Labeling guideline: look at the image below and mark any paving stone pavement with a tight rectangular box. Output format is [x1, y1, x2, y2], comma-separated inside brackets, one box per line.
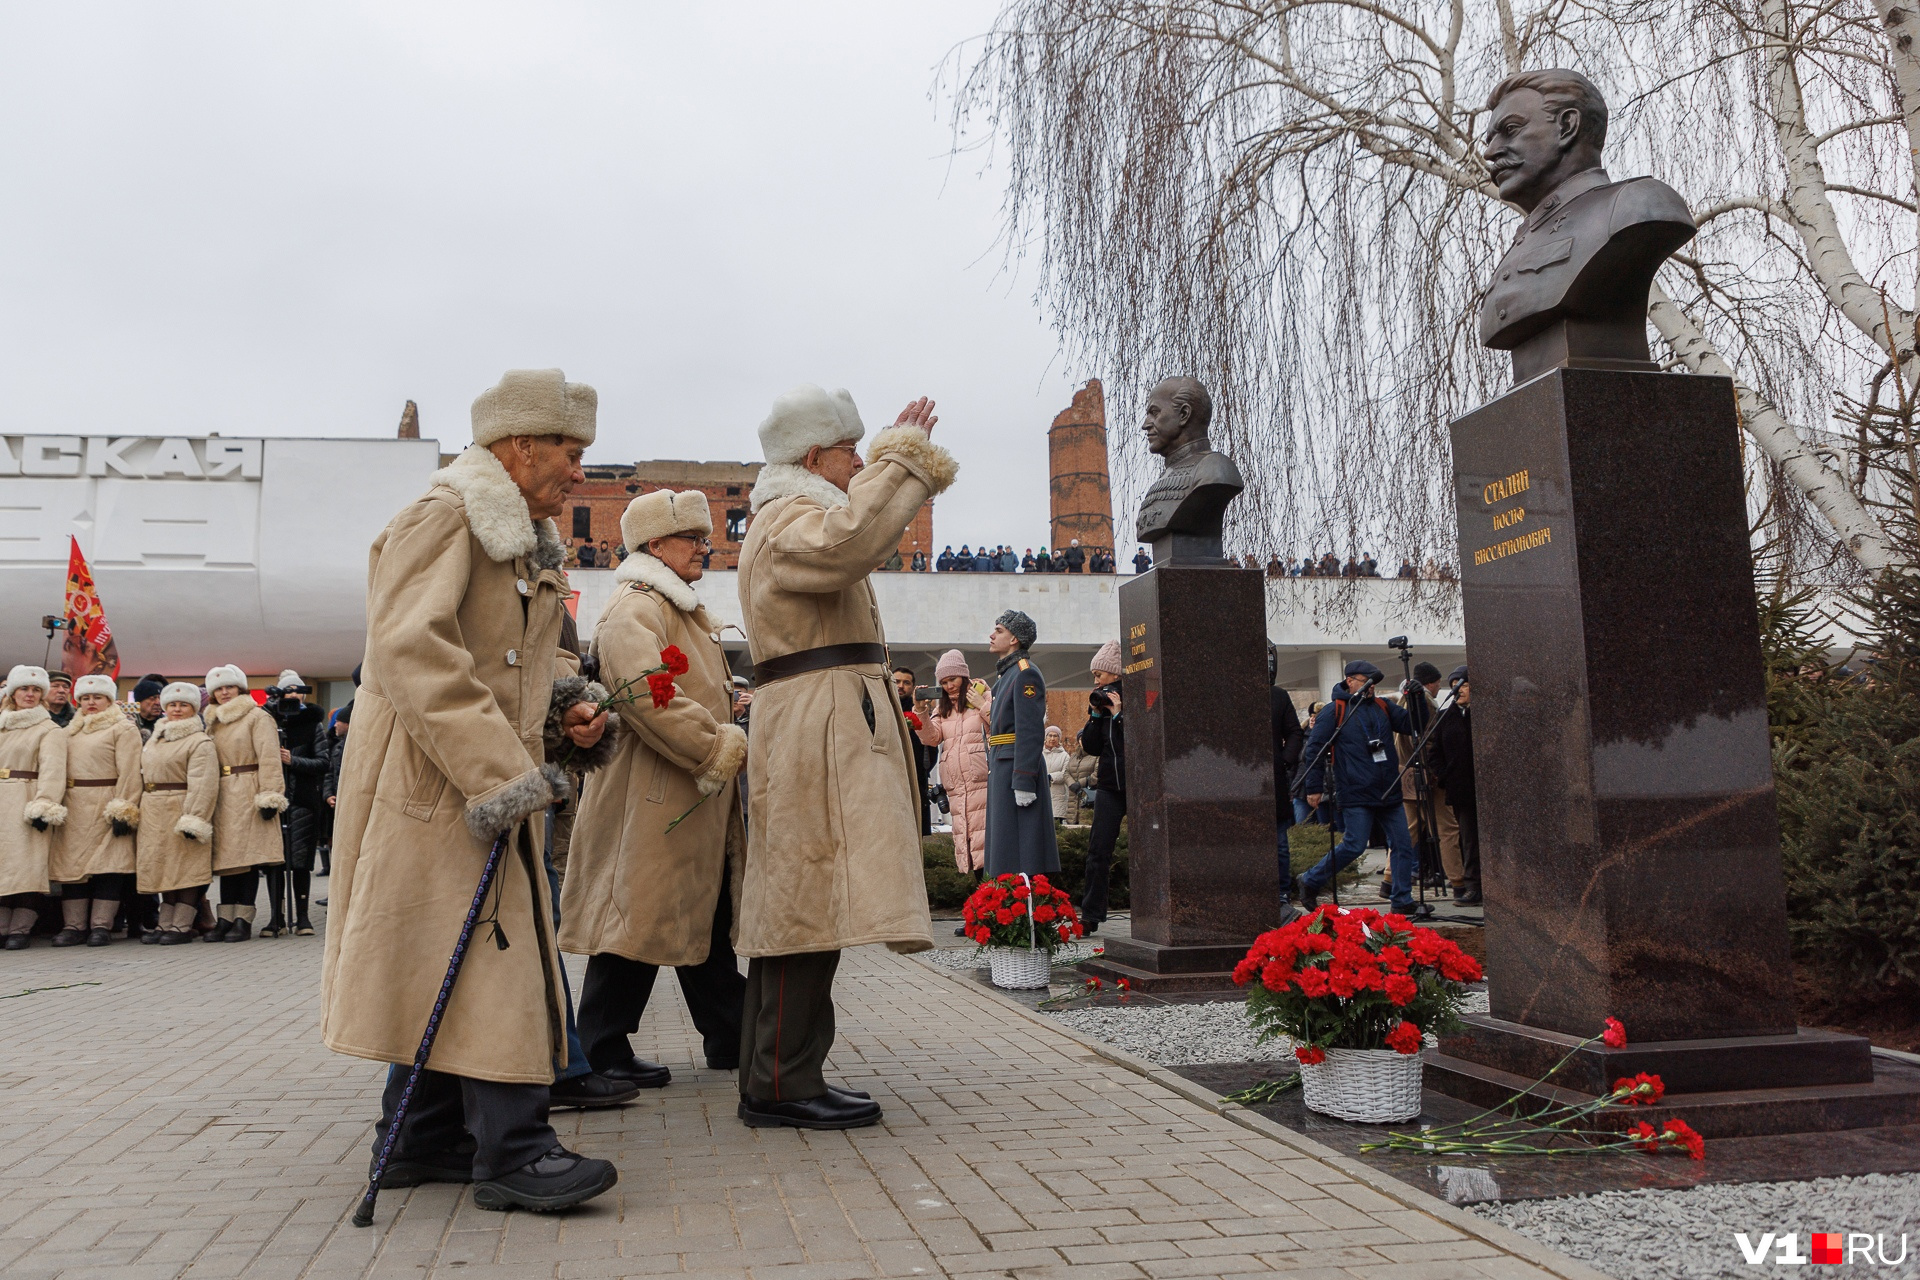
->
[0, 916, 1596, 1280]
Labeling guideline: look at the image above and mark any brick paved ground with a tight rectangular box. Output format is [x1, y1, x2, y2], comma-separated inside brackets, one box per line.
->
[0, 917, 1599, 1280]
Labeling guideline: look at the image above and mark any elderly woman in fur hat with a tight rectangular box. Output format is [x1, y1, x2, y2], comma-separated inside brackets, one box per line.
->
[562, 488, 749, 1092]
[49, 674, 142, 946]
[322, 368, 619, 1214]
[0, 665, 68, 949]
[136, 682, 219, 944]
[201, 665, 288, 943]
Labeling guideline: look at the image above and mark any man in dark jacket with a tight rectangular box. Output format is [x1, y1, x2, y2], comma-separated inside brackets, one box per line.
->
[1429, 666, 1480, 904]
[1269, 645, 1305, 914]
[1062, 539, 1086, 573]
[264, 671, 329, 936]
[983, 611, 1058, 876]
[895, 665, 937, 836]
[1296, 660, 1430, 918]
[1077, 641, 1126, 931]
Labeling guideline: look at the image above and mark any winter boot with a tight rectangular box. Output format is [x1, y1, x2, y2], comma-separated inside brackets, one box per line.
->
[260, 869, 287, 938]
[158, 901, 196, 945]
[224, 904, 254, 943]
[87, 897, 117, 947]
[4, 905, 33, 949]
[207, 904, 234, 944]
[52, 898, 89, 947]
[293, 872, 313, 936]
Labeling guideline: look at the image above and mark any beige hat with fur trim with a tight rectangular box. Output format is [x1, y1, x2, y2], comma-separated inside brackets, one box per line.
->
[3, 665, 50, 704]
[621, 490, 712, 553]
[160, 681, 202, 710]
[471, 369, 598, 448]
[757, 384, 865, 465]
[206, 665, 249, 695]
[73, 674, 117, 701]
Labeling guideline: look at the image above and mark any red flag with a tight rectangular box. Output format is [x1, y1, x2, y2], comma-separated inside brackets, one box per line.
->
[62, 537, 120, 680]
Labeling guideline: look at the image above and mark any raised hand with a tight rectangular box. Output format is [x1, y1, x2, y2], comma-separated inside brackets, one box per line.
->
[892, 397, 938, 436]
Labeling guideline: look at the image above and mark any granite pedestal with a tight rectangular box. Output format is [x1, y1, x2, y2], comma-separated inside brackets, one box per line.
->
[1427, 366, 1911, 1133]
[1076, 563, 1281, 994]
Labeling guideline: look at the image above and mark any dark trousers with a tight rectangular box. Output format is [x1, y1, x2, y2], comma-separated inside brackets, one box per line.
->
[739, 950, 840, 1102]
[62, 874, 124, 899]
[219, 869, 259, 905]
[576, 879, 746, 1072]
[1452, 800, 1482, 889]
[374, 1065, 556, 1182]
[1080, 788, 1125, 926]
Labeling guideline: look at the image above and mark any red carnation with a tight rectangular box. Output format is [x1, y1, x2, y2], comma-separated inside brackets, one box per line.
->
[647, 671, 677, 708]
[660, 645, 690, 677]
[904, 710, 923, 730]
[1034, 905, 1056, 923]
[1384, 1020, 1424, 1055]
[1232, 957, 1260, 985]
[1294, 1045, 1326, 1065]
[1628, 1120, 1660, 1152]
[1261, 961, 1292, 993]
[995, 909, 1015, 926]
[1438, 951, 1483, 982]
[1384, 974, 1418, 1006]
[1662, 1118, 1705, 1160]
[1117, 978, 1131, 992]
[1602, 1017, 1628, 1048]
[970, 928, 990, 944]
[1295, 968, 1331, 998]
[1612, 1072, 1665, 1105]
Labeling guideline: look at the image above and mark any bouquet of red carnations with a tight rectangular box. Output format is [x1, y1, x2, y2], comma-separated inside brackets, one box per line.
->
[961, 874, 1083, 952]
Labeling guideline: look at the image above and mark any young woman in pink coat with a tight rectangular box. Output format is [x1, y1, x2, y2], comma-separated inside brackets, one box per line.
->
[915, 649, 991, 874]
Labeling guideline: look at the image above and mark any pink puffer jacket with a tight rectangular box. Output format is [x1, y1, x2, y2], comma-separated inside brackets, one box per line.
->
[916, 681, 992, 872]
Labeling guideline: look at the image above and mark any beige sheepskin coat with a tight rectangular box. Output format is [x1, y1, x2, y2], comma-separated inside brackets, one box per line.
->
[50, 706, 142, 883]
[136, 716, 219, 893]
[322, 445, 609, 1085]
[561, 555, 747, 966]
[206, 696, 289, 873]
[0, 705, 67, 897]
[735, 424, 956, 956]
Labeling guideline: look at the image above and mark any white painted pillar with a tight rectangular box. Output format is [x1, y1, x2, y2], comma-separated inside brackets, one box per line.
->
[1317, 649, 1344, 698]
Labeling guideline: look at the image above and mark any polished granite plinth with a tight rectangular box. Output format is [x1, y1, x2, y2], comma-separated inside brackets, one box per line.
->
[1099, 563, 1280, 991]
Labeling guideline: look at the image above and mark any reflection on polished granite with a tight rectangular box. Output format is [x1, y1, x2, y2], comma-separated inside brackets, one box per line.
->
[1171, 1060, 1920, 1205]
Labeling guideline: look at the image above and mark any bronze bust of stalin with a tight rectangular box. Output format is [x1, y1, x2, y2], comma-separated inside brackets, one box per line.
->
[1478, 69, 1695, 383]
[1134, 376, 1244, 566]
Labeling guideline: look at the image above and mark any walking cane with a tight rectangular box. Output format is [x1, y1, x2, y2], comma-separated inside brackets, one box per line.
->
[352, 830, 511, 1228]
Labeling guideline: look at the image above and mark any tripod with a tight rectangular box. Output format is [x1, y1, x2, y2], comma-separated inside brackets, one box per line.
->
[1391, 644, 1445, 909]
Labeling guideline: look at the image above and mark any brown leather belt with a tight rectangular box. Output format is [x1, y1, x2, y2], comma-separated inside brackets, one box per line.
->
[0, 769, 38, 781]
[69, 778, 118, 788]
[145, 782, 188, 792]
[752, 642, 888, 685]
[221, 764, 258, 776]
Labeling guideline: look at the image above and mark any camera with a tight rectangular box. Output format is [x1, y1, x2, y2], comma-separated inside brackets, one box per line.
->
[1089, 688, 1115, 712]
[913, 685, 938, 703]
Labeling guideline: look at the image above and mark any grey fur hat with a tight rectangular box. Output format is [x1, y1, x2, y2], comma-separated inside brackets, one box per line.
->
[996, 609, 1037, 650]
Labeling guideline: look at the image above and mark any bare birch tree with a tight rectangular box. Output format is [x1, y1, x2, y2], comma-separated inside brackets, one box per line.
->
[949, 0, 1912, 578]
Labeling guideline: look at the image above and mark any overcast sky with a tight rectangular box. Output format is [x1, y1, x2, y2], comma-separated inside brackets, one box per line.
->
[0, 1, 1103, 552]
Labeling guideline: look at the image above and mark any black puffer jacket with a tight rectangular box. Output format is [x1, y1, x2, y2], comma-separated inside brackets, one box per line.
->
[1080, 701, 1126, 794]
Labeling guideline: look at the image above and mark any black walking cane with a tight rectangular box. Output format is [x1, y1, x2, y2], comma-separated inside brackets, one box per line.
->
[352, 829, 511, 1228]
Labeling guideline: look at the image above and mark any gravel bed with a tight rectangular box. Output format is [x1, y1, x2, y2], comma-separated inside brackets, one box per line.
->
[1470, 1173, 1920, 1279]
[918, 942, 1100, 971]
[1049, 1002, 1294, 1064]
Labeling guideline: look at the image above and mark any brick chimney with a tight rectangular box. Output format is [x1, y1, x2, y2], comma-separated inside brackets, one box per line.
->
[1048, 380, 1114, 554]
[397, 400, 420, 439]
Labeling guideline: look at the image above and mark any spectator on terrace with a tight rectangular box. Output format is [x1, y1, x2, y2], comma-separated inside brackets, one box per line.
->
[999, 546, 1018, 573]
[1267, 555, 1286, 578]
[884, 548, 903, 570]
[1360, 552, 1380, 577]
[1036, 547, 1053, 572]
[1397, 558, 1416, 578]
[1062, 539, 1086, 573]
[1021, 549, 1037, 572]
[972, 546, 992, 572]
[937, 546, 955, 571]
[579, 541, 597, 568]
[911, 549, 927, 572]
[1132, 547, 1152, 573]
[1342, 556, 1361, 578]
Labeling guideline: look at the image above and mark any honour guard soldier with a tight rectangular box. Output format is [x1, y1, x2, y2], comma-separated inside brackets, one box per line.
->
[983, 610, 1058, 877]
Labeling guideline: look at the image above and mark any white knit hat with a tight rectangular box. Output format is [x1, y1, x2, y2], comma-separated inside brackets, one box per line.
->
[621, 490, 712, 553]
[757, 384, 865, 465]
[471, 369, 598, 448]
[73, 674, 116, 700]
[1091, 640, 1123, 676]
[935, 649, 969, 682]
[206, 665, 249, 694]
[160, 681, 201, 710]
[2, 665, 50, 704]
[276, 669, 304, 689]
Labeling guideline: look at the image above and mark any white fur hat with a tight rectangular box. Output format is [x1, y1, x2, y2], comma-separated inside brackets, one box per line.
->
[206, 665, 249, 695]
[621, 490, 712, 552]
[2, 665, 50, 703]
[160, 681, 201, 710]
[757, 384, 865, 465]
[276, 669, 304, 689]
[73, 674, 116, 700]
[471, 369, 598, 448]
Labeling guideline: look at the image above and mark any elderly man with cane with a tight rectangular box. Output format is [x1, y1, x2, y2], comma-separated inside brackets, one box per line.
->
[735, 384, 957, 1129]
[323, 369, 620, 1216]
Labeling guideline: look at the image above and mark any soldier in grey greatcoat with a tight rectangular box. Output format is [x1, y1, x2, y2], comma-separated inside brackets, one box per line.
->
[982, 610, 1059, 877]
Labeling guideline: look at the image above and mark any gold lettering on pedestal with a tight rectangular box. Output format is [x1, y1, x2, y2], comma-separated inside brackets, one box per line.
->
[1123, 657, 1155, 674]
[1483, 468, 1530, 506]
[1491, 505, 1526, 532]
[1473, 525, 1552, 566]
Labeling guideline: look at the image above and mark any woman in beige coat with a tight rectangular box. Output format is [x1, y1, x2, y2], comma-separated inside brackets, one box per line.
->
[0, 665, 68, 949]
[50, 674, 142, 946]
[914, 649, 990, 874]
[136, 683, 219, 944]
[203, 665, 288, 943]
[563, 489, 749, 1081]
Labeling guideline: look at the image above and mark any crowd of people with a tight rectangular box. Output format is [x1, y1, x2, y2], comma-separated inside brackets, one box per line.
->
[930, 540, 1120, 573]
[1254, 552, 1458, 580]
[0, 665, 340, 949]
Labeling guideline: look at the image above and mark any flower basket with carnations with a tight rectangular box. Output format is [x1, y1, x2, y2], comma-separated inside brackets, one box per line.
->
[1234, 904, 1483, 1122]
[962, 874, 1084, 989]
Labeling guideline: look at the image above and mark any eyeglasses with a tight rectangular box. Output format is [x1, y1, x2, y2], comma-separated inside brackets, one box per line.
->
[666, 534, 714, 550]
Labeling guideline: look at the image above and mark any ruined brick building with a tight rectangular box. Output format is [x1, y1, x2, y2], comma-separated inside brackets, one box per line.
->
[1048, 380, 1115, 558]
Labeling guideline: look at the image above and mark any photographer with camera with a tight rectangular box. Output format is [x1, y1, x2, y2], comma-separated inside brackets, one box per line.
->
[1294, 660, 1431, 920]
[1429, 666, 1480, 903]
[1077, 641, 1125, 933]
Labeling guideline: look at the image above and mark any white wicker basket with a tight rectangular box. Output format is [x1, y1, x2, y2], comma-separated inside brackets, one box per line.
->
[1297, 1048, 1424, 1122]
[988, 946, 1053, 990]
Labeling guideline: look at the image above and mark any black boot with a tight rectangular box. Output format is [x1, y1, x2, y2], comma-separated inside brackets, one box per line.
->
[472, 1147, 617, 1212]
[292, 871, 313, 936]
[260, 869, 287, 938]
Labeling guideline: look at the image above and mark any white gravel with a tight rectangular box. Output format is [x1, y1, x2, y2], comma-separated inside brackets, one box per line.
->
[1470, 1173, 1920, 1279]
[918, 941, 1102, 971]
[1050, 1001, 1295, 1064]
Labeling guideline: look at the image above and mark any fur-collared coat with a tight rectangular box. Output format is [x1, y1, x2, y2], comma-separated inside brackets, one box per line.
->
[50, 706, 142, 883]
[322, 445, 609, 1086]
[561, 553, 748, 966]
[0, 705, 67, 897]
[207, 695, 289, 874]
[136, 716, 219, 893]
[915, 680, 991, 873]
[735, 425, 956, 956]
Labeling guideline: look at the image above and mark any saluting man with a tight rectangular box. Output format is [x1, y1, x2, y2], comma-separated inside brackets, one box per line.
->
[983, 610, 1058, 877]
